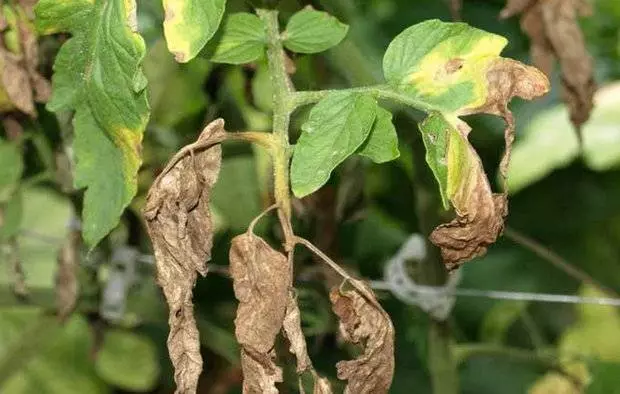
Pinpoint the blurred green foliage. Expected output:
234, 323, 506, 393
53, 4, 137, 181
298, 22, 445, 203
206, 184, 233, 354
1, 0, 620, 393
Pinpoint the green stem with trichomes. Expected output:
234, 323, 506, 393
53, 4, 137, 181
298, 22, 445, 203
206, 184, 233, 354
257, 8, 294, 222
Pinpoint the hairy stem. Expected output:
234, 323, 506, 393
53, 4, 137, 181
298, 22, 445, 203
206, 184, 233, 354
257, 8, 294, 222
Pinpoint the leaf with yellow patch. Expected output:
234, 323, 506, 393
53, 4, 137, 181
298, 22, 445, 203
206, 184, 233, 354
384, 20, 549, 269
36, 0, 149, 248
163, 0, 226, 63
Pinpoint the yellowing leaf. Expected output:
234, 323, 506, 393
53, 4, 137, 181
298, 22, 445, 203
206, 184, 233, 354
35, 0, 149, 248
163, 0, 226, 63
383, 19, 508, 113
383, 20, 549, 268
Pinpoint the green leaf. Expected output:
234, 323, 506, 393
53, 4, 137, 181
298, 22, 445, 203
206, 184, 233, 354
357, 106, 400, 163
0, 189, 22, 241
418, 112, 451, 209
283, 8, 348, 54
144, 39, 210, 127
211, 156, 263, 231
0, 139, 23, 202
479, 300, 528, 344
162, 0, 226, 63
35, 0, 149, 249
0, 188, 71, 291
0, 308, 108, 394
382, 19, 508, 113
251, 60, 273, 112
291, 92, 377, 197
508, 82, 620, 193
210, 13, 266, 65
95, 329, 159, 391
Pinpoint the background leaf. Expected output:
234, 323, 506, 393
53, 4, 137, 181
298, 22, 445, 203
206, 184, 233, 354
0, 139, 23, 202
95, 329, 159, 392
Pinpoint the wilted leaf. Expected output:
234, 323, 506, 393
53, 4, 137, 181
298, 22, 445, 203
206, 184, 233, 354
282, 293, 334, 394
283, 8, 348, 54
210, 13, 266, 65
501, 0, 596, 133
291, 92, 377, 198
55, 228, 80, 321
330, 281, 395, 394
144, 119, 225, 394
163, 0, 226, 63
384, 20, 549, 268
36, 0, 150, 248
229, 232, 290, 393
0, 3, 49, 116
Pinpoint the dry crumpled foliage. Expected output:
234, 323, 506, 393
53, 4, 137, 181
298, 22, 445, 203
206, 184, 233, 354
229, 232, 291, 394
500, 0, 595, 133
282, 293, 334, 394
0, 3, 51, 117
431, 58, 549, 270
56, 228, 81, 321
330, 281, 395, 394
144, 119, 226, 394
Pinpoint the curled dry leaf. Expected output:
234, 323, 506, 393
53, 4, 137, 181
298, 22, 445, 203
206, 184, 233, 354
283, 292, 334, 394
422, 58, 549, 269
144, 119, 225, 394
229, 232, 291, 393
56, 228, 81, 321
330, 280, 395, 394
500, 0, 595, 132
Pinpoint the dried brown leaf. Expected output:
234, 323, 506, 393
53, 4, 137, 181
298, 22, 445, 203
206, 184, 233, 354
144, 119, 225, 394
56, 228, 80, 321
0, 3, 50, 116
283, 292, 334, 394
432, 58, 549, 270
229, 232, 291, 394
330, 281, 395, 394
19, 18, 51, 103
0, 49, 35, 116
501, 0, 595, 131
283, 293, 312, 373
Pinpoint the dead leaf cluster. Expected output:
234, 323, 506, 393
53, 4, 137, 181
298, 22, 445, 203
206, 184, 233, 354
144, 119, 226, 393
501, 0, 595, 133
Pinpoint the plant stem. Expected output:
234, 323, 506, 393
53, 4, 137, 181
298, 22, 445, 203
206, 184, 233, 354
257, 8, 294, 221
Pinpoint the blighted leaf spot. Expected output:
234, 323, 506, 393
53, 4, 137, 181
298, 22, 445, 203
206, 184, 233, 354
144, 119, 225, 393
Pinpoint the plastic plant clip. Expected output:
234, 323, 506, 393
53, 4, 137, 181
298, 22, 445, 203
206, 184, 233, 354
378, 234, 461, 321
